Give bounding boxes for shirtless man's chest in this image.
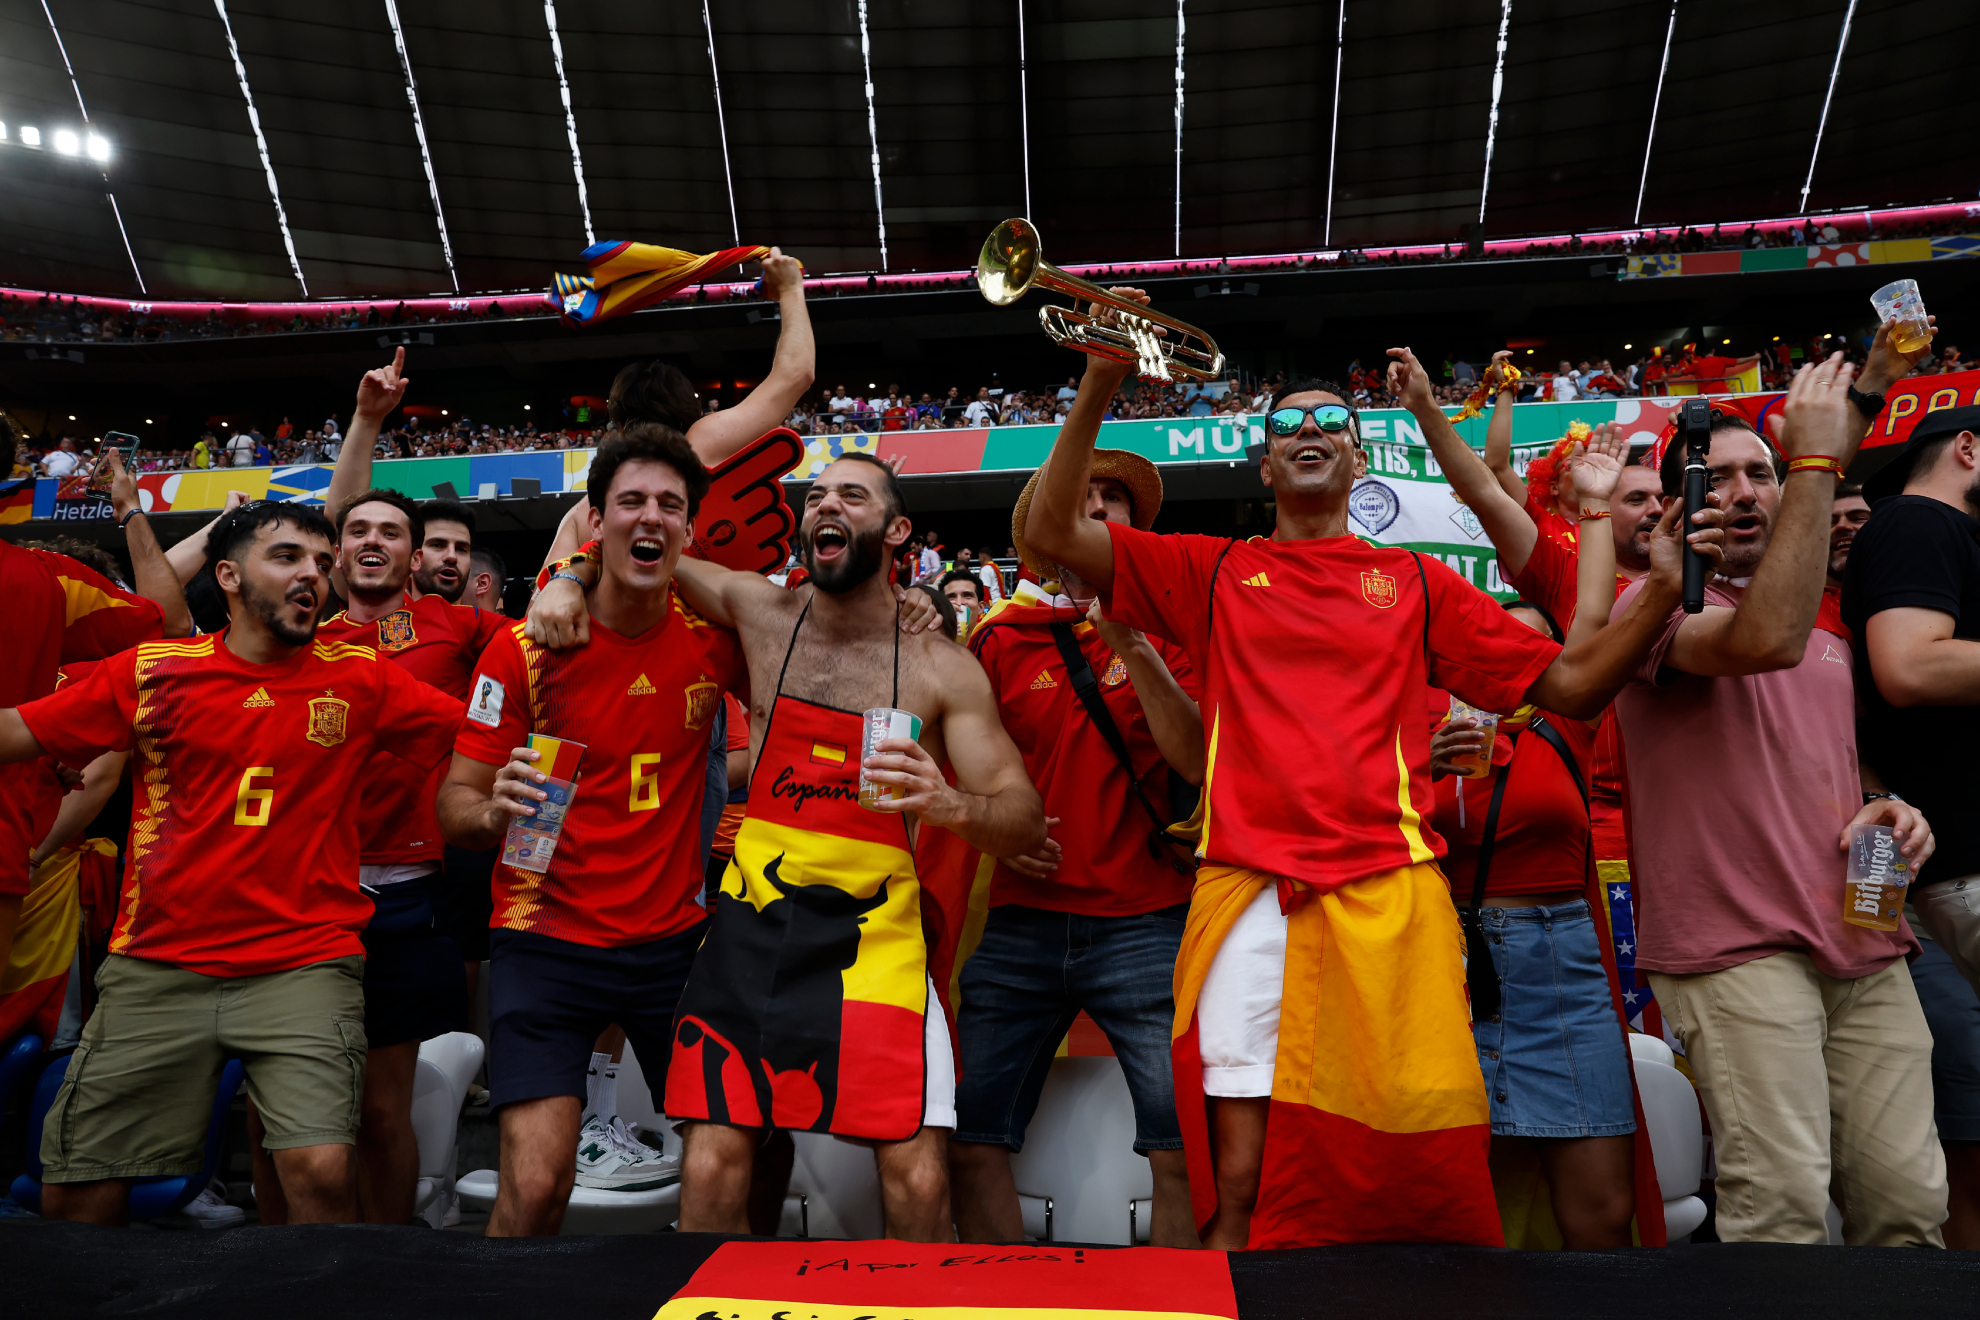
[733,596,957,770]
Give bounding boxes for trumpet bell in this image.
[976,218,1039,306]
[976,216,1224,383]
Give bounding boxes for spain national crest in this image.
[306,691,350,747]
[376,609,418,652]
[1101,653,1129,686]
[1360,570,1398,609]
[683,677,719,731]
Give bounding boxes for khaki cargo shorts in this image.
[41,954,366,1183]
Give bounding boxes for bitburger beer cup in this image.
[1870,279,1933,356]
[1842,821,1911,932]
[859,707,924,810]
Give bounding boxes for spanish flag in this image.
[653,1240,1237,1320]
[552,240,770,326]
[0,839,110,1041]
[1173,862,1505,1248]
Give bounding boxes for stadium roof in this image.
[2,0,1971,301]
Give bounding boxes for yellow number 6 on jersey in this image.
[629,753,663,812]
[235,766,274,826]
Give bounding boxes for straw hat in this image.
[1010,448,1163,578]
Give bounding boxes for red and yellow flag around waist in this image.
[653,1240,1237,1320]
[1172,861,1504,1249]
[0,838,113,1041]
[553,240,771,326]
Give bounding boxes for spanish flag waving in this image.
[552,240,770,326]
[654,1240,1237,1320]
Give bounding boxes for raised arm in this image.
[103,450,190,637]
[1390,346,1538,576]
[1525,496,1718,719]
[1662,355,1860,678]
[684,249,815,465]
[1024,307,1145,587]
[1478,351,1527,507]
[323,347,410,529]
[864,650,1047,858]
[163,490,249,584]
[1091,604,1204,784]
[1563,425,1627,650]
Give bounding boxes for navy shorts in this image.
[361,873,471,1050]
[487,922,705,1111]
[953,902,1186,1154]
[1911,935,1980,1144]
[1473,899,1637,1139]
[437,845,497,964]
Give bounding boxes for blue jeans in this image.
[1474,899,1637,1139]
[953,903,1186,1153]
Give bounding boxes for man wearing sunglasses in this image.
[1024,297,1708,1253]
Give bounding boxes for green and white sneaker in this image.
[575,1115,677,1191]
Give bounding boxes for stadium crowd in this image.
[1,255,1977,1262]
[1,210,1963,348]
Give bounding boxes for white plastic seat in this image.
[410,1032,485,1228]
[789,1131,885,1240]
[455,1167,682,1235]
[1633,1057,1708,1242]
[1008,1056,1150,1244]
[1626,1031,1676,1069]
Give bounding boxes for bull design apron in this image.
[665,604,930,1140]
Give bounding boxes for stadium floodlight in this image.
[22,126,42,147]
[54,128,80,155]
[0,123,7,141]
[86,132,109,161]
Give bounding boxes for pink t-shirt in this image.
[1613,577,1916,979]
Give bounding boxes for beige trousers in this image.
[1649,951,1946,1246]
[1912,875,1980,1000]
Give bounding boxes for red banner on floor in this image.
[651,1241,1237,1320]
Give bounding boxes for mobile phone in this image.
[88,431,143,492]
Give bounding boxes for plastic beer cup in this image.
[859,707,925,810]
[1869,279,1932,356]
[1447,697,1499,780]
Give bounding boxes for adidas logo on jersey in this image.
[242,687,274,709]
[1029,670,1058,690]
[626,673,657,696]
[1241,572,1271,587]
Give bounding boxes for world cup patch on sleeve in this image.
[468,675,506,727]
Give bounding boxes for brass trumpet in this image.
[976,218,1225,384]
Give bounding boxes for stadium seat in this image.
[10,1052,244,1221]
[1008,1056,1151,1245]
[1631,1057,1708,1242]
[410,1032,485,1228]
[1626,1030,1677,1070]
[0,1033,45,1109]
[788,1130,883,1240]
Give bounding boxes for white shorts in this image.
[1197,887,1288,1097]
[922,974,957,1129]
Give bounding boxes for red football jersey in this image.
[1429,691,1594,901]
[1101,523,1559,891]
[971,599,1199,916]
[19,633,463,976]
[318,593,509,866]
[1,543,165,897]
[453,589,746,948]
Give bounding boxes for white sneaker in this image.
[574,1115,677,1191]
[184,1179,245,1229]
[609,1118,681,1183]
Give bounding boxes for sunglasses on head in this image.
[1267,404,1358,438]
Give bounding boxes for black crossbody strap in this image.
[1468,735,1517,912]
[1525,713,1587,805]
[1048,621,1190,874]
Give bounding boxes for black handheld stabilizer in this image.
[1677,397,1713,614]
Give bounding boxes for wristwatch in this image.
[1847,386,1886,419]
[1863,791,1903,805]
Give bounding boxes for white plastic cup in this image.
[859,707,925,810]
[1447,697,1500,780]
[1869,279,1932,355]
